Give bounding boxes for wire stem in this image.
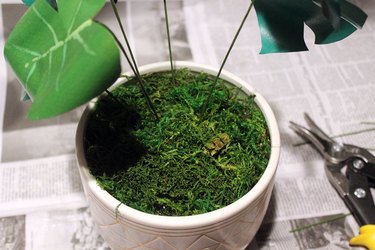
[163,0,175,84]
[289,213,351,233]
[293,127,375,147]
[201,1,253,119]
[105,89,125,107]
[110,0,159,121]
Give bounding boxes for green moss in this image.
[84,68,271,216]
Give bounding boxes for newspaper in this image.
[0,0,374,249]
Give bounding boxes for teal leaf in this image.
[253,0,367,54]
[319,0,341,28]
[5,0,121,119]
[22,0,35,6]
[22,0,56,8]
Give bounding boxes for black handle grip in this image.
[363,162,375,188]
[346,160,375,225]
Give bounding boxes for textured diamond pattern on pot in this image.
[144,237,179,250]
[206,222,238,242]
[232,221,257,245]
[97,224,138,249]
[84,170,275,250]
[86,195,117,225]
[216,243,239,250]
[210,220,254,249]
[187,235,221,250]
[133,246,155,250]
[162,235,201,249]
[119,223,157,245]
[200,243,221,250]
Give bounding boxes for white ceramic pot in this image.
[76,61,280,250]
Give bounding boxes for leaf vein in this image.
[67,0,83,35]
[10,44,41,58]
[32,5,59,44]
[48,50,53,89]
[74,34,95,56]
[27,19,94,66]
[55,44,68,91]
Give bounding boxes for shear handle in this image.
[325,161,375,226]
[362,162,375,187]
[346,159,375,225]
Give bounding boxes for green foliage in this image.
[4,0,120,119]
[85,69,271,216]
[254,0,367,53]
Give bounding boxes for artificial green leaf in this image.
[20,0,55,102]
[253,0,367,54]
[5,0,121,119]
[20,0,57,101]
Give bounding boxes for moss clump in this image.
[84,68,271,216]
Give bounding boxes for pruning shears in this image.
[290,113,375,250]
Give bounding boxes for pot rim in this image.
[76,61,280,230]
